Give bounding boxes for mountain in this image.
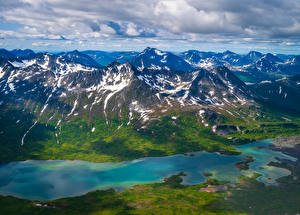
[180,50,216,62]
[0,49,256,143]
[239,54,299,81]
[132,47,193,72]
[290,55,300,65]
[250,75,300,113]
[254,57,278,73]
[111,51,138,63]
[275,54,295,61]
[1,47,299,165]
[219,50,241,64]
[82,50,138,66]
[235,51,263,66]
[0,51,253,121]
[263,53,283,63]
[58,50,102,68]
[11,49,35,58]
[278,55,300,75]
[180,50,224,69]
[0,49,18,61]
[2,48,298,85]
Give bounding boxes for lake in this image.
[0,139,297,200]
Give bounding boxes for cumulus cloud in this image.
[0,0,300,49]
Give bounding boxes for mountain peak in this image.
[247,51,263,57]
[223,50,236,55]
[107,61,121,67]
[140,47,165,56]
[133,47,192,72]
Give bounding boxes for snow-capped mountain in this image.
[0,47,298,121]
[219,50,241,65]
[132,47,193,72]
[0,49,255,135]
[180,50,224,69]
[179,49,300,82]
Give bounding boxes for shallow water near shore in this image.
[0,139,297,200]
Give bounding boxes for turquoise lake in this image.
[0,139,297,200]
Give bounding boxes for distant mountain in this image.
[58,50,102,68]
[11,49,35,58]
[180,50,216,62]
[263,53,283,63]
[0,49,18,61]
[182,51,300,82]
[82,50,138,66]
[278,55,300,75]
[255,58,278,73]
[219,50,241,64]
[132,47,193,72]
[111,51,138,63]
[180,50,223,69]
[82,48,300,84]
[235,51,263,66]
[275,54,295,61]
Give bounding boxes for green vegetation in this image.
[235,156,255,171]
[228,165,300,214]
[0,107,239,163]
[234,71,288,83]
[229,121,300,141]
[1,100,300,164]
[210,104,300,142]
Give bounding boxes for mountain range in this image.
[0,47,299,162]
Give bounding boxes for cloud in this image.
[32,41,50,47]
[0,0,300,50]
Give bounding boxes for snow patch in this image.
[260,80,272,84]
[67,99,78,116]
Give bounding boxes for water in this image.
[0,139,297,200]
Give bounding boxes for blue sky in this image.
[1,0,300,54]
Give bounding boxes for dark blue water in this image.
[0,139,296,200]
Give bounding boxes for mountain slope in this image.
[250,75,300,113]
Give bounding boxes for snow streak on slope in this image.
[21,121,38,146]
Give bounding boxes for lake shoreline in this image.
[0,138,297,201]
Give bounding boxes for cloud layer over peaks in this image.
[1,0,300,52]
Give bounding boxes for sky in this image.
[1,0,300,54]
